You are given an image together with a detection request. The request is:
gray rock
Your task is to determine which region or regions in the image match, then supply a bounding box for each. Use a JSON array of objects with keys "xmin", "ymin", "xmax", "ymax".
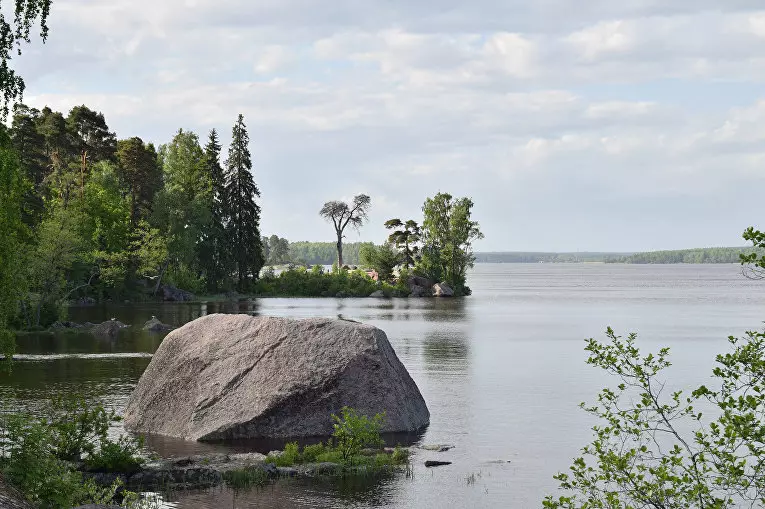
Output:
[
  {"xmin": 276, "ymin": 467, "xmax": 298, "ymax": 477},
  {"xmin": 91, "ymin": 320, "xmax": 128, "ymax": 338},
  {"xmin": 368, "ymin": 290, "xmax": 386, "ymax": 298},
  {"xmin": 432, "ymin": 282, "xmax": 454, "ymax": 297},
  {"xmin": 72, "ymin": 506, "xmax": 122, "ymax": 509},
  {"xmin": 0, "ymin": 474, "xmax": 34, "ymax": 509},
  {"xmin": 143, "ymin": 317, "xmax": 174, "ymax": 332},
  {"xmin": 161, "ymin": 285, "xmax": 195, "ymax": 302},
  {"xmin": 424, "ymin": 460, "xmax": 452, "ymax": 467},
  {"xmin": 124, "ymin": 314, "xmax": 430, "ymax": 440}
]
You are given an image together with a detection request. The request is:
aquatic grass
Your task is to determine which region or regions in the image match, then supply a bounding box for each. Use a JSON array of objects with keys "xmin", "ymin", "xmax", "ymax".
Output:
[{"xmin": 223, "ymin": 466, "xmax": 269, "ymax": 490}]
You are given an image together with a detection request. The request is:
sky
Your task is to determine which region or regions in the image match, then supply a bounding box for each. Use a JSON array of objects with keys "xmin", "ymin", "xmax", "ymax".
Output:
[{"xmin": 13, "ymin": 0, "xmax": 765, "ymax": 252}]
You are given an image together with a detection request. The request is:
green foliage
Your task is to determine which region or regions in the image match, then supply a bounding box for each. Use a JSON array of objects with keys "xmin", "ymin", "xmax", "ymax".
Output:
[
  {"xmin": 46, "ymin": 395, "xmax": 113, "ymax": 461},
  {"xmin": 223, "ymin": 466, "xmax": 269, "ymax": 490},
  {"xmin": 417, "ymin": 192, "xmax": 483, "ymax": 295},
  {"xmin": 359, "ymin": 243, "xmax": 400, "ymax": 282},
  {"xmin": 544, "ymin": 327, "xmax": 765, "ymax": 508},
  {"xmin": 0, "ymin": 0, "xmax": 53, "ymax": 118},
  {"xmin": 225, "ymin": 114, "xmax": 264, "ymax": 291},
  {"xmin": 84, "ymin": 434, "xmax": 144, "ymax": 473},
  {"xmin": 254, "ymin": 266, "xmax": 392, "ymax": 297},
  {"xmin": 741, "ymin": 227, "xmax": 765, "ymax": 278},
  {"xmin": 332, "ymin": 407, "xmax": 385, "ymax": 462},
  {"xmin": 0, "ymin": 128, "xmax": 26, "ymax": 358},
  {"xmin": 385, "ymin": 219, "xmax": 421, "ymax": 268},
  {"xmin": 0, "ymin": 402, "xmax": 144, "ymax": 508}
]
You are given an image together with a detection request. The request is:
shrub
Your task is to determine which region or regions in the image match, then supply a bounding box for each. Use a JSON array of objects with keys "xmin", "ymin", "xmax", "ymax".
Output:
[
  {"xmin": 302, "ymin": 441, "xmax": 327, "ymax": 462},
  {"xmin": 266, "ymin": 441, "xmax": 301, "ymax": 466},
  {"xmin": 331, "ymin": 407, "xmax": 385, "ymax": 462},
  {"xmin": 85, "ymin": 434, "xmax": 144, "ymax": 473}
]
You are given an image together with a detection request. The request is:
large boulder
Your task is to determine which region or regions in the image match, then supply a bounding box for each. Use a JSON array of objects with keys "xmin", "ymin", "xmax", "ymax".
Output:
[
  {"xmin": 124, "ymin": 314, "xmax": 429, "ymax": 441},
  {"xmin": 408, "ymin": 275, "xmax": 434, "ymax": 297}
]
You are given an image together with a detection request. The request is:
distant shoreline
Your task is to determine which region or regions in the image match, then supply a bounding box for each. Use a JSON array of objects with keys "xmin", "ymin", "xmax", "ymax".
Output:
[{"xmin": 474, "ymin": 247, "xmax": 758, "ymax": 264}]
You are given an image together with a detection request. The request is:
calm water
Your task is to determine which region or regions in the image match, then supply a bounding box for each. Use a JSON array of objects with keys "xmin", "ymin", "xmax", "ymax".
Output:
[{"xmin": 3, "ymin": 263, "xmax": 765, "ymax": 508}]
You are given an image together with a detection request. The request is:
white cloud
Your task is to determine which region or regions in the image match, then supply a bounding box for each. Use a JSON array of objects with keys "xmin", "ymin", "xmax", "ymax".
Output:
[{"xmin": 12, "ymin": 1, "xmax": 765, "ymax": 250}]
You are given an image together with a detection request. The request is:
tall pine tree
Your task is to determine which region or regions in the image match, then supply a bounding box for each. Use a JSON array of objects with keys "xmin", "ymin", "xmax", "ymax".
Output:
[
  {"xmin": 224, "ymin": 115, "xmax": 263, "ymax": 290},
  {"xmin": 200, "ymin": 129, "xmax": 231, "ymax": 291}
]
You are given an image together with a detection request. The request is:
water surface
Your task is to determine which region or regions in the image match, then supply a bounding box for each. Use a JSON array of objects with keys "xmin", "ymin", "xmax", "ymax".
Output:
[{"xmin": 4, "ymin": 263, "xmax": 765, "ymax": 508}]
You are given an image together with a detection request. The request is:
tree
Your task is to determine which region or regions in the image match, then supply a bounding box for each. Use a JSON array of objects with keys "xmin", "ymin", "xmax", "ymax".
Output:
[
  {"xmin": 359, "ymin": 243, "xmax": 399, "ymax": 282},
  {"xmin": 385, "ymin": 218, "xmax": 421, "ymax": 268},
  {"xmin": 115, "ymin": 137, "xmax": 161, "ymax": 227},
  {"xmin": 199, "ymin": 129, "xmax": 230, "ymax": 291},
  {"xmin": 11, "ymin": 103, "xmax": 48, "ymax": 227},
  {"xmin": 418, "ymin": 192, "xmax": 483, "ymax": 295},
  {"xmin": 154, "ymin": 128, "xmax": 210, "ymax": 275},
  {"xmin": 266, "ymin": 235, "xmax": 290, "ymax": 265},
  {"xmin": 224, "ymin": 114, "xmax": 263, "ymax": 290},
  {"xmin": 544, "ymin": 327, "xmax": 765, "ymax": 509},
  {"xmin": 741, "ymin": 227, "xmax": 765, "ymax": 278},
  {"xmin": 66, "ymin": 105, "xmax": 116, "ymax": 199},
  {"xmin": 0, "ymin": 127, "xmax": 27, "ymax": 357},
  {"xmin": 319, "ymin": 194, "xmax": 371, "ymax": 268},
  {"xmin": 0, "ymin": 0, "xmax": 53, "ymax": 117}
]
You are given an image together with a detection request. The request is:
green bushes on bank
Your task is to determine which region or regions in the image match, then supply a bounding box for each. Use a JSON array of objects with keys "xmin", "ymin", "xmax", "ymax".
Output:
[
  {"xmin": 0, "ymin": 395, "xmax": 148, "ymax": 508},
  {"xmin": 254, "ymin": 266, "xmax": 408, "ymax": 297}
]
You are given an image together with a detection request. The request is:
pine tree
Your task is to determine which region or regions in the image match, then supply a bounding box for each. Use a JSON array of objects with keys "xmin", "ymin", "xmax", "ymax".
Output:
[
  {"xmin": 223, "ymin": 115, "xmax": 264, "ymax": 290},
  {"xmin": 200, "ymin": 129, "xmax": 231, "ymax": 291}
]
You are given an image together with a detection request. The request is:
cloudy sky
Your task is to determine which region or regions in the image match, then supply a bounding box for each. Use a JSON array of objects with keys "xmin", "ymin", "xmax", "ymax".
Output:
[{"xmin": 14, "ymin": 0, "xmax": 765, "ymax": 251}]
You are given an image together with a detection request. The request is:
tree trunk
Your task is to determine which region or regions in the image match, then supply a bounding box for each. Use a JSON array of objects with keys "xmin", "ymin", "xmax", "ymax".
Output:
[
  {"xmin": 336, "ymin": 234, "xmax": 344, "ymax": 268},
  {"xmin": 153, "ymin": 260, "xmax": 170, "ymax": 296}
]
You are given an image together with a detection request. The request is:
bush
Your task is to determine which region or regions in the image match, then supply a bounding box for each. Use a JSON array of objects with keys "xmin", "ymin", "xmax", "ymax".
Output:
[
  {"xmin": 85, "ymin": 434, "xmax": 144, "ymax": 473},
  {"xmin": 0, "ymin": 395, "xmax": 146, "ymax": 508},
  {"xmin": 302, "ymin": 441, "xmax": 328, "ymax": 462},
  {"xmin": 331, "ymin": 407, "xmax": 385, "ymax": 462}
]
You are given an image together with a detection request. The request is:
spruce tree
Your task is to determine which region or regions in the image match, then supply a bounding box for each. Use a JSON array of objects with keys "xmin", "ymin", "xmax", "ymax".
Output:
[
  {"xmin": 224, "ymin": 115, "xmax": 264, "ymax": 290},
  {"xmin": 200, "ymin": 129, "xmax": 231, "ymax": 291}
]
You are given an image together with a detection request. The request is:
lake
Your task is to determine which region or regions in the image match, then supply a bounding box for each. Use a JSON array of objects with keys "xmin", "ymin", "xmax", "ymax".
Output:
[{"xmin": 3, "ymin": 263, "xmax": 765, "ymax": 508}]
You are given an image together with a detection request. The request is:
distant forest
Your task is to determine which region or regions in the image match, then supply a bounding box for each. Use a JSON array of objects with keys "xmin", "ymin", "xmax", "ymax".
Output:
[
  {"xmin": 473, "ymin": 247, "xmax": 760, "ymax": 264},
  {"xmin": 604, "ymin": 247, "xmax": 763, "ymax": 264},
  {"xmin": 287, "ymin": 242, "xmax": 373, "ymax": 266},
  {"xmin": 474, "ymin": 252, "xmax": 631, "ymax": 263}
]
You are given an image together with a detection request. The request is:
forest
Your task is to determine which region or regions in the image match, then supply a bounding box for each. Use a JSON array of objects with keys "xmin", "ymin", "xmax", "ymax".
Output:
[
  {"xmin": 3, "ymin": 103, "xmax": 267, "ymax": 328},
  {"xmin": 605, "ymin": 247, "xmax": 763, "ymax": 264}
]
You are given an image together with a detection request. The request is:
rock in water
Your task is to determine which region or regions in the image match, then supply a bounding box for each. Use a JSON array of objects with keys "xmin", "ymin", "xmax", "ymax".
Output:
[
  {"xmin": 124, "ymin": 314, "xmax": 430, "ymax": 440},
  {"xmin": 143, "ymin": 317, "xmax": 175, "ymax": 332},
  {"xmin": 432, "ymin": 282, "xmax": 454, "ymax": 297}
]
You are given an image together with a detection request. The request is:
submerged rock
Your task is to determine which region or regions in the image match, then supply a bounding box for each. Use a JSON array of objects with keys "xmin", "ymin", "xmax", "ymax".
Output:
[
  {"xmin": 419, "ymin": 444, "xmax": 455, "ymax": 452},
  {"xmin": 124, "ymin": 314, "xmax": 430, "ymax": 441},
  {"xmin": 424, "ymin": 460, "xmax": 452, "ymax": 467}
]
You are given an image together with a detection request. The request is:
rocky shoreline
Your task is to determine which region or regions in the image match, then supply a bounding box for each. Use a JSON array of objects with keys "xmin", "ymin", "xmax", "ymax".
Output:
[{"xmin": 82, "ymin": 450, "xmax": 410, "ymax": 491}]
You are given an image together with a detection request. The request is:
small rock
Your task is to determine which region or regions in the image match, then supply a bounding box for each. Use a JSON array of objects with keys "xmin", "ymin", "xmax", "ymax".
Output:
[
  {"xmin": 277, "ymin": 467, "xmax": 298, "ymax": 477},
  {"xmin": 143, "ymin": 317, "xmax": 174, "ymax": 332},
  {"xmin": 368, "ymin": 290, "xmax": 386, "ymax": 298},
  {"xmin": 267, "ymin": 450, "xmax": 284, "ymax": 458},
  {"xmin": 424, "ymin": 460, "xmax": 452, "ymax": 467}
]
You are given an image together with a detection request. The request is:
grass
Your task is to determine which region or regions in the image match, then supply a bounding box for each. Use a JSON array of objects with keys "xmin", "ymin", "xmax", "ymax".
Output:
[
  {"xmin": 222, "ymin": 466, "xmax": 269, "ymax": 490},
  {"xmin": 265, "ymin": 440, "xmax": 410, "ymax": 471}
]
